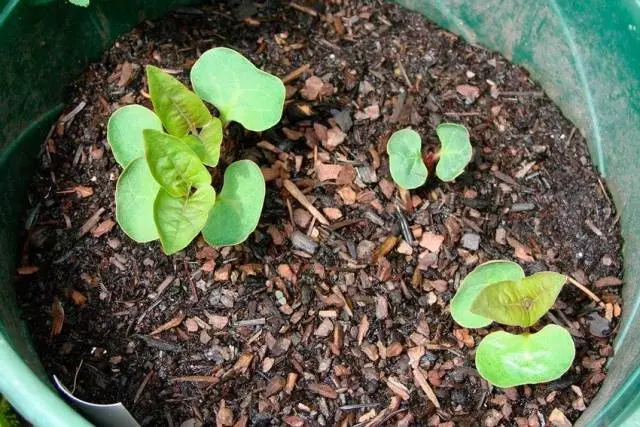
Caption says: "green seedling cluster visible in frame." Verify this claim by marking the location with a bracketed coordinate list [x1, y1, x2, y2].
[451, 260, 575, 387]
[108, 47, 285, 254]
[387, 123, 472, 189]
[0, 397, 19, 427]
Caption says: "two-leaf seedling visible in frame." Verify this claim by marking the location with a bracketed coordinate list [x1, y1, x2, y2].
[387, 124, 472, 189]
[451, 261, 574, 387]
[108, 47, 285, 254]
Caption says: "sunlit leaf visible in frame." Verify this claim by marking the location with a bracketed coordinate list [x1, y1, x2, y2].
[386, 128, 428, 189]
[475, 325, 575, 387]
[435, 123, 472, 182]
[190, 47, 285, 131]
[202, 160, 265, 247]
[143, 129, 211, 198]
[154, 186, 216, 255]
[146, 65, 212, 137]
[451, 260, 525, 328]
[471, 272, 567, 327]
[107, 105, 162, 168]
[198, 118, 223, 167]
[115, 158, 160, 242]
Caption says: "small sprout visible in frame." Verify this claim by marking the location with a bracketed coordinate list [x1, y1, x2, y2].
[202, 160, 266, 247]
[434, 123, 472, 182]
[450, 260, 525, 328]
[107, 48, 281, 255]
[452, 260, 575, 387]
[190, 47, 286, 131]
[386, 128, 428, 189]
[386, 123, 472, 189]
[475, 325, 575, 388]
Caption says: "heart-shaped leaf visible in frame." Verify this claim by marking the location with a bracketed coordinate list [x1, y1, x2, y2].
[143, 129, 211, 198]
[202, 160, 265, 247]
[471, 272, 567, 327]
[451, 260, 525, 328]
[107, 105, 163, 168]
[387, 128, 428, 189]
[146, 65, 212, 137]
[190, 47, 285, 131]
[435, 123, 472, 182]
[115, 158, 160, 242]
[475, 325, 575, 387]
[154, 186, 216, 255]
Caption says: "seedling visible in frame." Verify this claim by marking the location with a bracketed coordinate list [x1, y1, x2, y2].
[386, 123, 472, 189]
[107, 47, 284, 254]
[452, 261, 575, 388]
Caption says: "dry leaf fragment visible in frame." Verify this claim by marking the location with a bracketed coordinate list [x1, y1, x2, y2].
[308, 382, 338, 399]
[456, 84, 480, 102]
[72, 185, 94, 198]
[69, 289, 87, 306]
[507, 236, 534, 262]
[387, 342, 403, 357]
[594, 276, 623, 288]
[358, 315, 370, 345]
[150, 311, 186, 335]
[372, 236, 398, 262]
[284, 416, 305, 427]
[216, 400, 234, 427]
[265, 376, 286, 397]
[300, 76, 325, 100]
[17, 266, 39, 275]
[314, 319, 334, 337]
[408, 346, 425, 369]
[184, 318, 199, 332]
[233, 352, 254, 374]
[387, 376, 411, 400]
[337, 186, 357, 205]
[413, 367, 440, 408]
[419, 232, 444, 252]
[323, 127, 346, 151]
[316, 162, 343, 181]
[549, 408, 572, 427]
[323, 207, 343, 220]
[51, 297, 64, 337]
[207, 314, 229, 330]
[117, 62, 134, 87]
[92, 219, 115, 237]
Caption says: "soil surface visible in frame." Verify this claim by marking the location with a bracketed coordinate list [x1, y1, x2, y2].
[17, 1, 624, 426]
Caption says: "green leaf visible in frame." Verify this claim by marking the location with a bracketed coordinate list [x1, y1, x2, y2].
[435, 123, 472, 182]
[107, 105, 163, 168]
[69, 0, 89, 6]
[475, 325, 575, 387]
[190, 47, 286, 131]
[198, 118, 223, 167]
[143, 129, 211, 198]
[202, 160, 265, 247]
[451, 260, 525, 328]
[115, 158, 160, 243]
[146, 65, 212, 137]
[471, 272, 567, 327]
[154, 186, 216, 255]
[386, 128, 428, 189]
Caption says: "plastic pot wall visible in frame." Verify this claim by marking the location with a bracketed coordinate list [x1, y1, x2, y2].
[0, 0, 638, 425]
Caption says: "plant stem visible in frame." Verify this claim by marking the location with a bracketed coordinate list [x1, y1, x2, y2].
[567, 276, 606, 309]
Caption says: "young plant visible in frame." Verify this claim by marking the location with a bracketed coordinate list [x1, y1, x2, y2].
[107, 47, 285, 254]
[451, 261, 575, 388]
[386, 123, 472, 189]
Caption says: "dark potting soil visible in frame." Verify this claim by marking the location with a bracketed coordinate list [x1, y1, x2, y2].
[16, 1, 623, 425]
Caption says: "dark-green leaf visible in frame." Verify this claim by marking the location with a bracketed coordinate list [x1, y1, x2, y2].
[107, 105, 163, 168]
[202, 160, 265, 247]
[154, 186, 216, 255]
[471, 272, 567, 327]
[143, 129, 211, 198]
[475, 325, 575, 387]
[146, 65, 212, 137]
[190, 47, 285, 132]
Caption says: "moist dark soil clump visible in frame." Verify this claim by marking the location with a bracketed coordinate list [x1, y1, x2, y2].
[17, 1, 623, 425]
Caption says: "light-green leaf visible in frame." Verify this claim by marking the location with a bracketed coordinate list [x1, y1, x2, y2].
[202, 160, 265, 247]
[146, 65, 212, 137]
[435, 123, 472, 182]
[143, 129, 211, 198]
[198, 118, 223, 167]
[450, 260, 525, 328]
[475, 325, 575, 387]
[386, 128, 428, 189]
[190, 47, 286, 132]
[69, 0, 89, 6]
[115, 158, 160, 242]
[154, 186, 216, 255]
[471, 272, 568, 327]
[107, 105, 163, 168]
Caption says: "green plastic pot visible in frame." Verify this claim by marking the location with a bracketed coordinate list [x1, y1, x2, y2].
[0, 0, 638, 425]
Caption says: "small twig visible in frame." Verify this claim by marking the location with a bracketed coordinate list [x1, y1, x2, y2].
[77, 207, 105, 237]
[396, 56, 413, 90]
[233, 318, 266, 327]
[568, 276, 606, 309]
[281, 63, 311, 84]
[60, 101, 87, 123]
[339, 403, 380, 411]
[170, 376, 219, 384]
[134, 370, 154, 404]
[444, 111, 481, 117]
[283, 179, 329, 225]
[395, 207, 413, 244]
[71, 359, 84, 394]
[289, 2, 318, 17]
[499, 91, 544, 97]
[183, 260, 199, 303]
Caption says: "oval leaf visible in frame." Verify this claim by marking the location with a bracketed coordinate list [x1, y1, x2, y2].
[451, 260, 525, 328]
[143, 129, 211, 197]
[154, 186, 216, 255]
[190, 47, 285, 131]
[475, 325, 575, 387]
[471, 272, 567, 327]
[202, 160, 265, 247]
[387, 128, 428, 189]
[107, 105, 163, 168]
[146, 65, 212, 137]
[435, 123, 472, 182]
[198, 118, 223, 167]
[115, 158, 160, 242]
